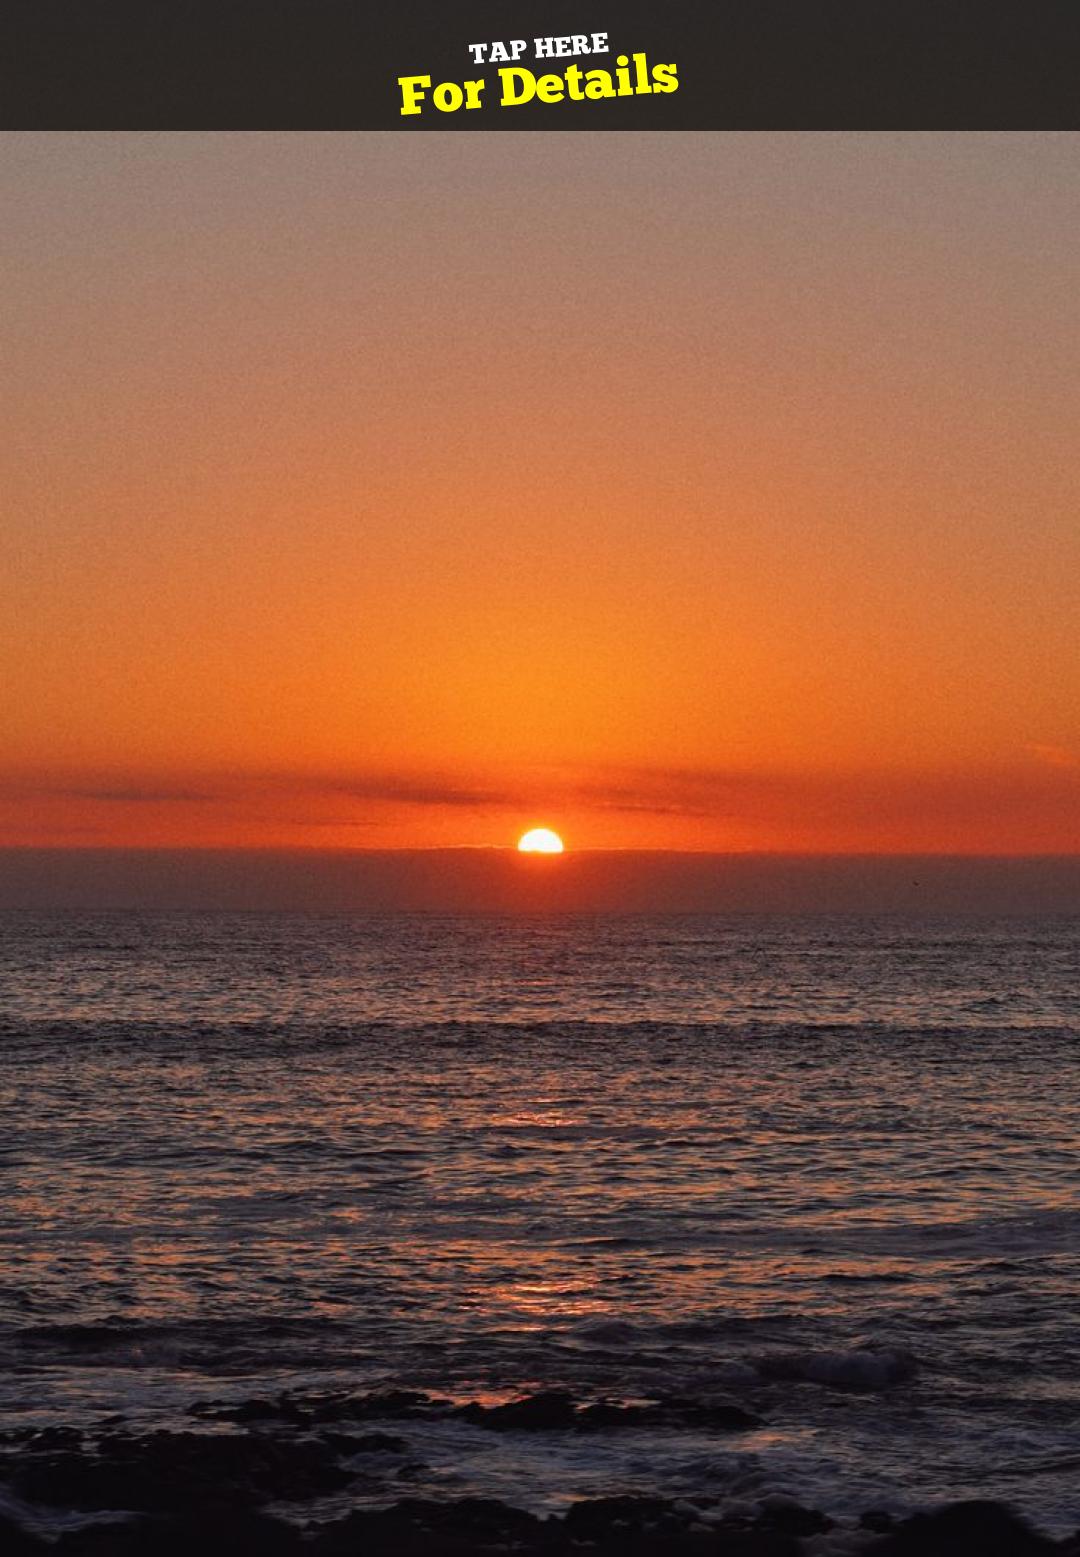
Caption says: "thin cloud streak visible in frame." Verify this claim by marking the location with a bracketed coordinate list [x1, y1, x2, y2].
[2, 758, 1077, 843]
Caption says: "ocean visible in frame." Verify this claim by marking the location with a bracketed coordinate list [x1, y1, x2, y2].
[1, 910, 1078, 1544]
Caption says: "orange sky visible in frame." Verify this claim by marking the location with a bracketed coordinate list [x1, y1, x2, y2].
[2, 132, 1078, 853]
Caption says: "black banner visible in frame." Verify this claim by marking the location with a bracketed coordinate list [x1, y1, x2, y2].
[3, 0, 1080, 129]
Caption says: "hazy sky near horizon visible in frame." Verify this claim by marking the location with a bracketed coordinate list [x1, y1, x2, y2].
[3, 132, 1078, 852]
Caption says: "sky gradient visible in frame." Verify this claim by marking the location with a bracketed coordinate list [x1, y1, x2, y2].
[3, 132, 1078, 853]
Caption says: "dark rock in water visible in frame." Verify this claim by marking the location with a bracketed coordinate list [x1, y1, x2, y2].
[456, 1391, 761, 1435]
[715, 1535, 803, 1557]
[309, 1495, 543, 1554]
[5, 1481, 1067, 1557]
[5, 1412, 1066, 1557]
[30, 1426, 84, 1451]
[0, 1425, 85, 1454]
[575, 1397, 761, 1432]
[755, 1495, 833, 1537]
[187, 1393, 309, 1425]
[563, 1494, 684, 1533]
[714, 1537, 802, 1557]
[186, 1386, 762, 1439]
[327, 1389, 441, 1422]
[0, 1514, 47, 1554]
[661, 1396, 764, 1430]
[564, 1498, 803, 1555]
[576, 1399, 650, 1428]
[194, 1395, 294, 1424]
[11, 1430, 350, 1512]
[467, 1391, 579, 1431]
[868, 1500, 1058, 1555]
[53, 1510, 302, 1555]
[307, 1493, 813, 1556]
[393, 1460, 431, 1481]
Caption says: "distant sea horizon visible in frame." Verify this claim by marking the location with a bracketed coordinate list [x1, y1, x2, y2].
[2, 846, 1079, 914]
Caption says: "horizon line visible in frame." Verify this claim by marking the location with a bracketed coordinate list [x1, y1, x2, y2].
[2, 845, 1080, 860]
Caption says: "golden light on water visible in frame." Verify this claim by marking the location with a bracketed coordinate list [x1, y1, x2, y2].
[517, 828, 564, 854]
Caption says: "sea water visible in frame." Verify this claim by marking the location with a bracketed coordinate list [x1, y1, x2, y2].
[1, 911, 1077, 1531]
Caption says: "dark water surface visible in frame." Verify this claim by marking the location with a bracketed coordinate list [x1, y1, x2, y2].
[1, 912, 1078, 1533]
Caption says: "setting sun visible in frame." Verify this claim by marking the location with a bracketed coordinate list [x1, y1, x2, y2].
[517, 828, 564, 854]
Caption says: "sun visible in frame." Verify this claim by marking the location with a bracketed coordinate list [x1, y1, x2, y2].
[517, 827, 564, 854]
